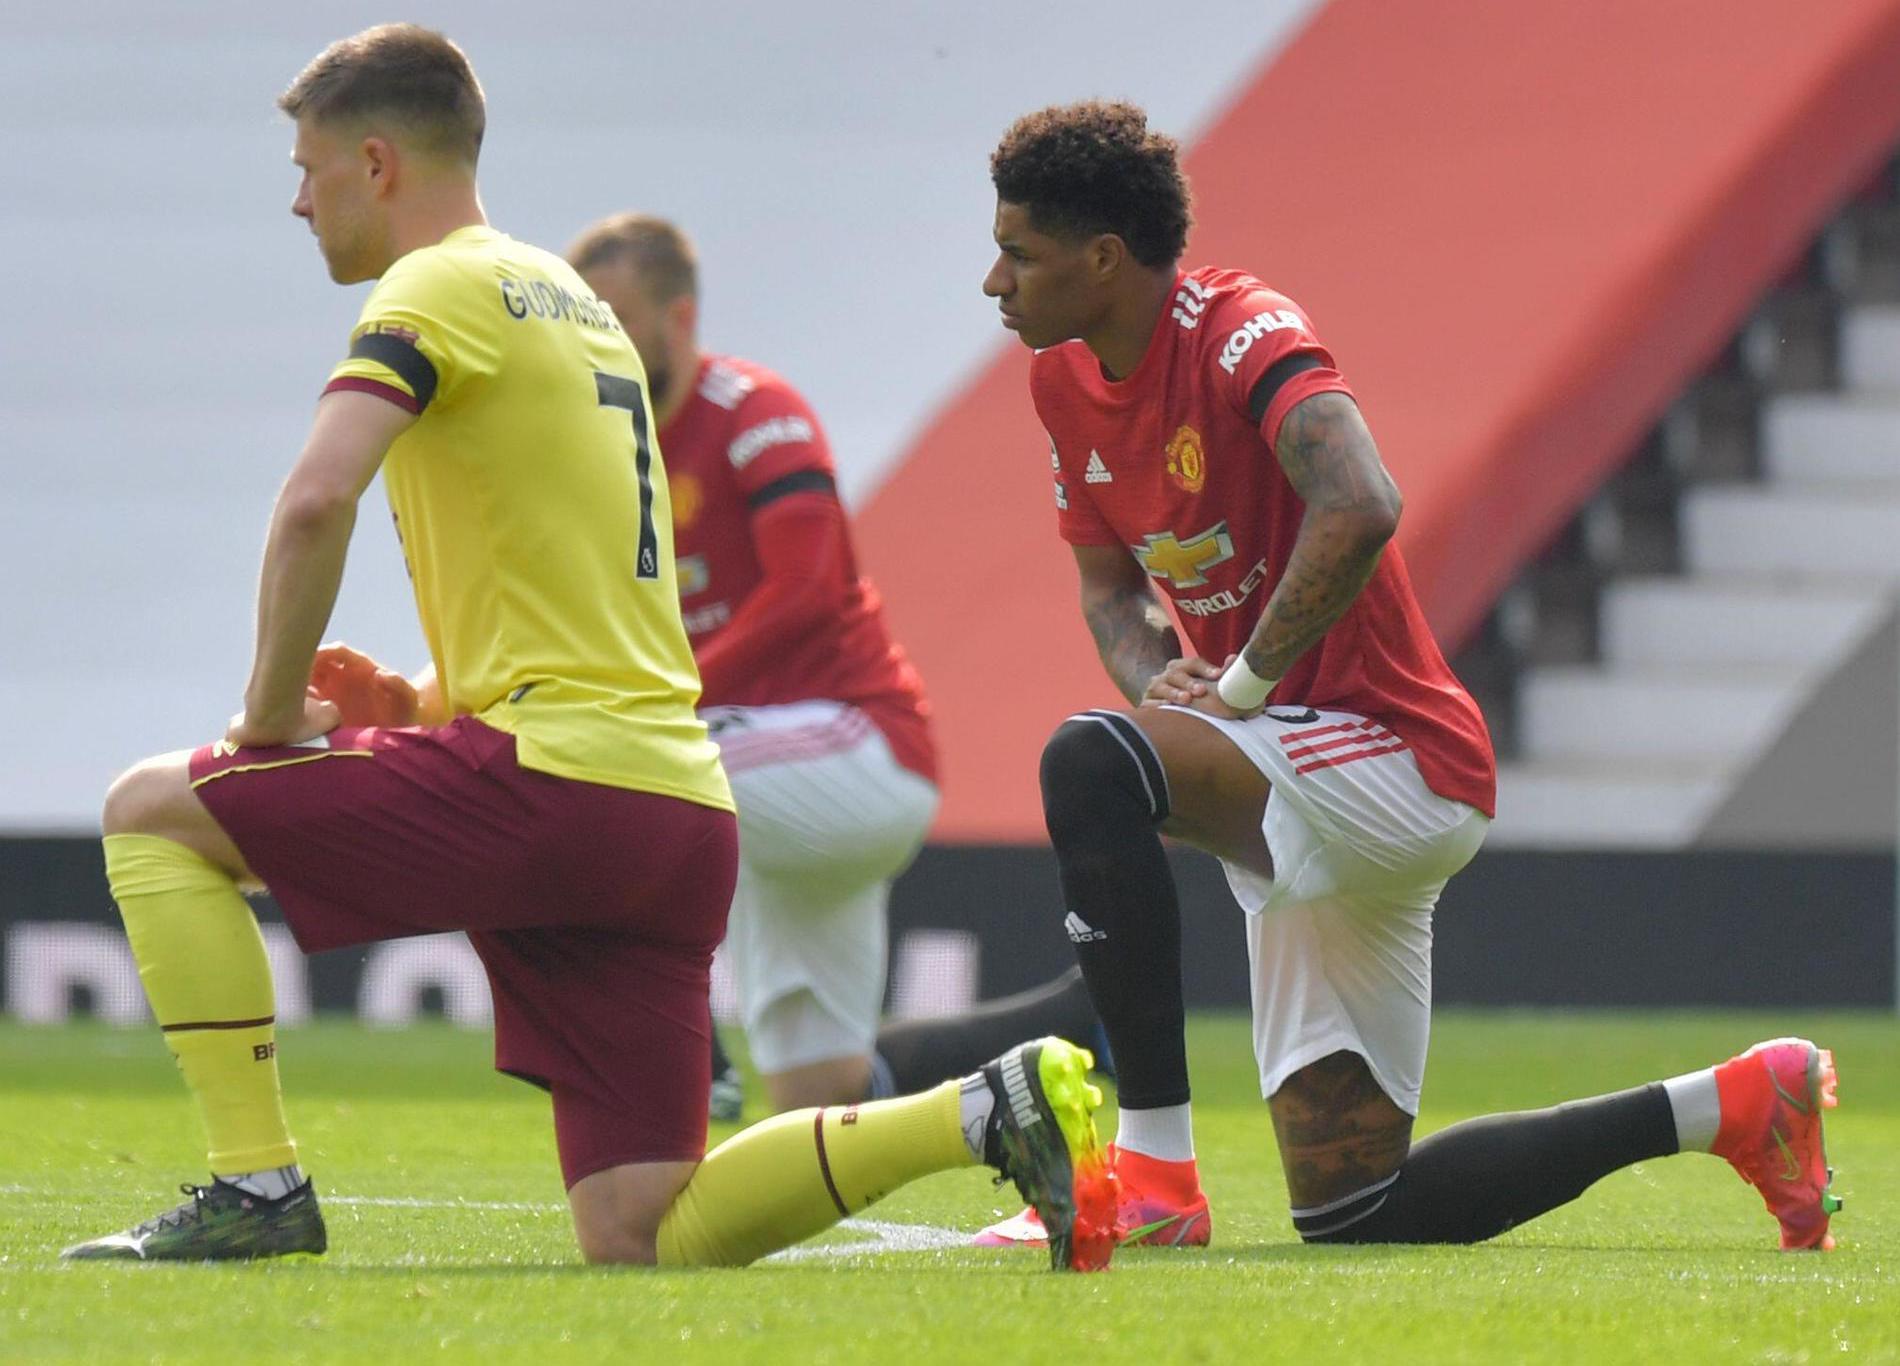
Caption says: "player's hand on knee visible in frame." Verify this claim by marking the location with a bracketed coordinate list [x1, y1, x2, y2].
[309, 641, 420, 727]
[1140, 656, 1222, 708]
[226, 692, 343, 749]
[1175, 653, 1257, 720]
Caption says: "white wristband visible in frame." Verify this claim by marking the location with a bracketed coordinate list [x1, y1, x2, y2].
[1216, 657, 1278, 711]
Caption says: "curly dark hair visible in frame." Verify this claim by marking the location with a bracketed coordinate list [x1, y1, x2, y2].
[990, 100, 1191, 268]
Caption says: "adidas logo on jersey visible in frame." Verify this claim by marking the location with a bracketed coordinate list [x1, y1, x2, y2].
[1085, 451, 1113, 484]
[1065, 911, 1106, 943]
[699, 361, 755, 410]
[1171, 275, 1212, 330]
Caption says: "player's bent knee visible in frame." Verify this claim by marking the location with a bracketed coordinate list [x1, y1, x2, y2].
[1037, 717, 1117, 809]
[570, 1201, 662, 1265]
[1038, 713, 1170, 829]
[573, 1221, 659, 1266]
[567, 1160, 692, 1267]
[1268, 1051, 1414, 1211]
[101, 759, 177, 836]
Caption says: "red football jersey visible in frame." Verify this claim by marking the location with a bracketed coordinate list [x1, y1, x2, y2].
[659, 354, 937, 783]
[1032, 267, 1495, 817]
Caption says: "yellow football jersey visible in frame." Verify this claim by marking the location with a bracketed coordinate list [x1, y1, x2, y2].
[325, 224, 731, 812]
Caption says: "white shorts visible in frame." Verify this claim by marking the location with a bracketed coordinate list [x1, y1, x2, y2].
[1166, 704, 1489, 1115]
[706, 700, 939, 1073]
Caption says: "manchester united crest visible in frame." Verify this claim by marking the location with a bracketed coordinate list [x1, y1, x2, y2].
[1165, 425, 1206, 494]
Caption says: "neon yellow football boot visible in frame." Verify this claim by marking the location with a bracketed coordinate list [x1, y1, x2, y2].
[979, 1036, 1119, 1271]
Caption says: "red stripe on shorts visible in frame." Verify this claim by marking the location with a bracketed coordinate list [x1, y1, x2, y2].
[1279, 719, 1381, 745]
[1292, 735, 1409, 774]
[717, 710, 875, 775]
[1281, 723, 1396, 763]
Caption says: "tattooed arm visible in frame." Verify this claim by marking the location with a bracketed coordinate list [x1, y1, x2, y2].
[1237, 391, 1401, 685]
[1072, 543, 1181, 705]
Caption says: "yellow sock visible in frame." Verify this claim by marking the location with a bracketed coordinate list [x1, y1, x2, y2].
[657, 1080, 974, 1266]
[103, 833, 298, 1173]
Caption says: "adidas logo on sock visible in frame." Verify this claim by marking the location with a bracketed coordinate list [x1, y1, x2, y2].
[1085, 450, 1113, 484]
[1065, 911, 1106, 943]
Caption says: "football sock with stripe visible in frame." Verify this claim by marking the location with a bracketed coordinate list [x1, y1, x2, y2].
[656, 1079, 974, 1266]
[1295, 1084, 1678, 1243]
[103, 833, 299, 1174]
[869, 966, 1102, 1098]
[1039, 712, 1190, 1111]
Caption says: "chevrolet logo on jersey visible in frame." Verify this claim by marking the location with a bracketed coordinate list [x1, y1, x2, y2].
[1133, 522, 1235, 589]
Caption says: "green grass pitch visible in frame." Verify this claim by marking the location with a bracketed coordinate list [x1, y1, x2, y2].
[1, 1011, 1894, 1363]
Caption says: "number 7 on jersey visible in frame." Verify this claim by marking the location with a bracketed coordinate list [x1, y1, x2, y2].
[594, 371, 662, 580]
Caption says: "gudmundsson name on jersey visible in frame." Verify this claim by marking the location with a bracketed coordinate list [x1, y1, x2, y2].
[498, 274, 622, 333]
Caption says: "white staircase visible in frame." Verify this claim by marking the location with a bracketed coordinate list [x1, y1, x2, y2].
[1490, 305, 1900, 847]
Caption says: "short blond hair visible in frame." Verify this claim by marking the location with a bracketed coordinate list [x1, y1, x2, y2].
[567, 213, 699, 302]
[279, 24, 485, 168]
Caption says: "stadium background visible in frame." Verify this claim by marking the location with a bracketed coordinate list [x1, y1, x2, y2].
[4, 0, 1898, 1029]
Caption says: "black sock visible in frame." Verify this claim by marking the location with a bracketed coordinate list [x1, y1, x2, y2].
[1298, 1083, 1680, 1243]
[871, 966, 1100, 1095]
[709, 1024, 736, 1080]
[1040, 712, 1187, 1110]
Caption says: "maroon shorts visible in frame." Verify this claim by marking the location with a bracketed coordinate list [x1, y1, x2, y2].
[189, 716, 738, 1185]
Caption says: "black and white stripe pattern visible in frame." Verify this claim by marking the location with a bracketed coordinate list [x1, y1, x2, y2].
[1290, 1170, 1400, 1240]
[1000, 1047, 1042, 1130]
[1066, 710, 1171, 822]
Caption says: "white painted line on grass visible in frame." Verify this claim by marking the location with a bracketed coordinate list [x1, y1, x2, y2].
[766, 1218, 970, 1262]
[328, 1195, 563, 1213]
